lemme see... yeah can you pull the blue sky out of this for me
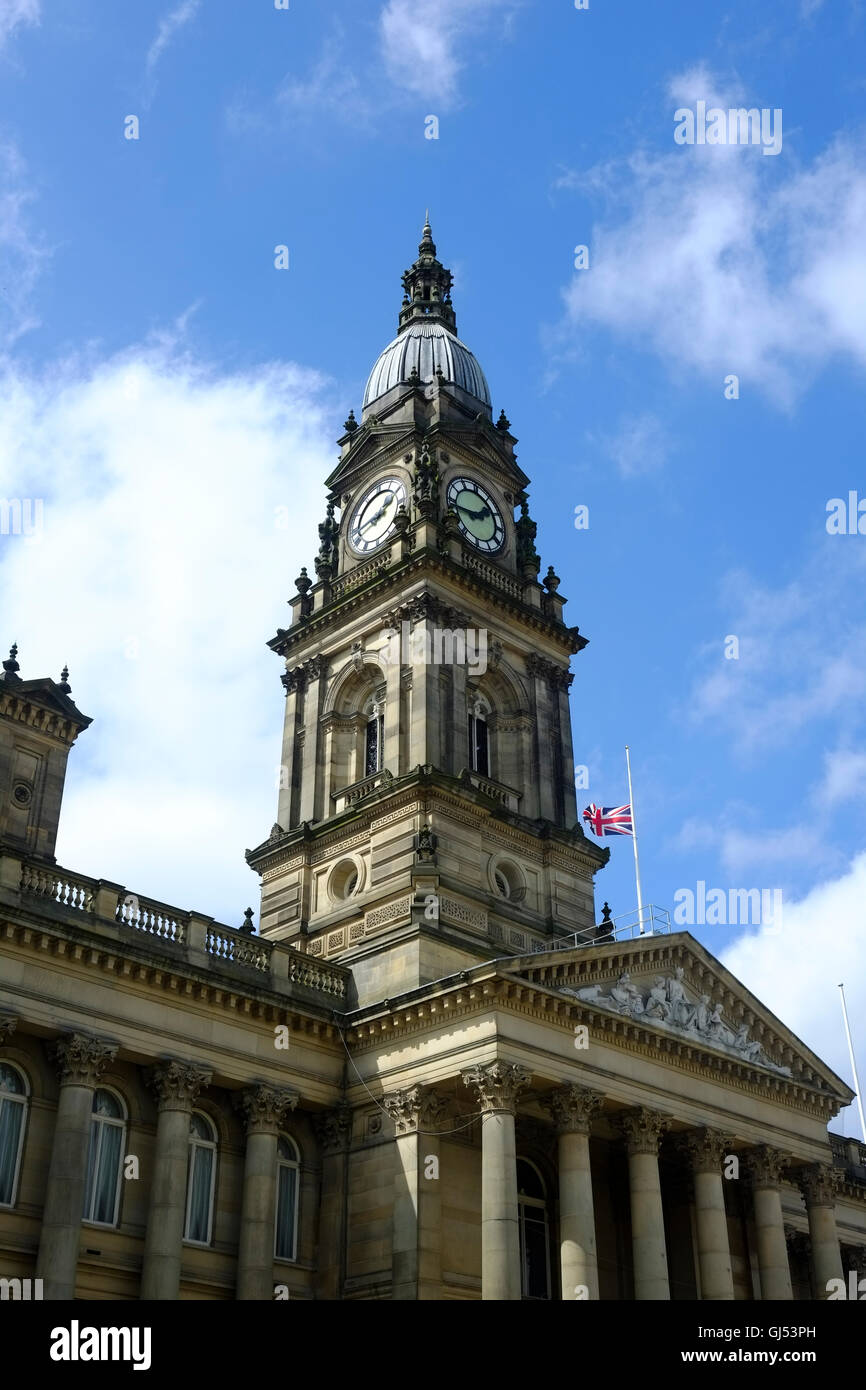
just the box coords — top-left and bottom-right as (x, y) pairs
(1, 0), (865, 1123)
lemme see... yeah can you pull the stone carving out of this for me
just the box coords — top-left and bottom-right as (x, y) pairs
(561, 968), (790, 1075)
(679, 1127), (733, 1173)
(382, 1085), (446, 1135)
(315, 1102), (352, 1154)
(415, 823), (438, 862)
(50, 1034), (118, 1087)
(0, 1014), (17, 1042)
(543, 1083), (603, 1135)
(616, 1106), (669, 1155)
(237, 1084), (299, 1134)
(147, 1060), (212, 1111)
(797, 1163), (839, 1208)
(462, 1060), (531, 1114)
(745, 1144), (789, 1188)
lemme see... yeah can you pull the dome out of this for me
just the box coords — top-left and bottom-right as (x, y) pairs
(363, 319), (491, 411)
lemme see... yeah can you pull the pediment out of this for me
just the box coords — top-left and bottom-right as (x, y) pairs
(509, 932), (854, 1101)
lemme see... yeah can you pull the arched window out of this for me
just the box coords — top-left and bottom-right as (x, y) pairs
(468, 698), (490, 776)
(365, 700), (384, 776)
(0, 1062), (28, 1208)
(83, 1088), (126, 1226)
(274, 1134), (300, 1262)
(517, 1158), (551, 1300)
(184, 1111), (217, 1245)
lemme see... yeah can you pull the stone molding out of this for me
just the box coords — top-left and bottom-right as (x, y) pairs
(236, 1084), (299, 1135)
(615, 1105), (669, 1155)
(543, 1083), (603, 1135)
(147, 1059), (212, 1112)
(462, 1060), (531, 1115)
(382, 1085), (446, 1135)
(49, 1033), (118, 1088)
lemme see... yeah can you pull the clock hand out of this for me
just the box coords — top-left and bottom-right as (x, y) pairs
(457, 502), (492, 521)
(360, 498), (393, 530)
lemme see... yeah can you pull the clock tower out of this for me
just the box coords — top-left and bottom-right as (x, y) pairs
(247, 219), (607, 1006)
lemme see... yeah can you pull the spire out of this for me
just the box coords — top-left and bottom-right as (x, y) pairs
(2, 643), (20, 682)
(399, 215), (457, 336)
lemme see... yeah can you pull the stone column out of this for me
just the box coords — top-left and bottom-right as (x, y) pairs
(383, 1085), (446, 1300)
(746, 1146), (793, 1300)
(235, 1085), (299, 1300)
(544, 1084), (602, 1300)
(617, 1107), (671, 1300)
(314, 1103), (352, 1301)
(36, 1034), (118, 1299)
(462, 1061), (531, 1301)
(798, 1165), (843, 1298)
(682, 1129), (735, 1300)
(140, 1061), (211, 1300)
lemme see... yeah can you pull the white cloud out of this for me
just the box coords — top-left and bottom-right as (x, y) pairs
(0, 0), (39, 52)
(380, 0), (517, 106)
(146, 0), (200, 76)
(0, 336), (337, 923)
(819, 748), (866, 806)
(587, 411), (670, 478)
(0, 141), (47, 345)
(559, 70), (866, 404)
(723, 854), (866, 1136)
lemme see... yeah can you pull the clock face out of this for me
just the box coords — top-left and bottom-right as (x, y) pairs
(446, 477), (505, 553)
(349, 477), (407, 554)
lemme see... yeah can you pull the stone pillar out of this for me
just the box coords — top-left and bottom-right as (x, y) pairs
(462, 1061), (531, 1301)
(235, 1085), (299, 1301)
(314, 1103), (352, 1301)
(746, 1146), (793, 1300)
(299, 655), (325, 823)
(36, 1034), (118, 1299)
(798, 1165), (843, 1298)
(544, 1084), (602, 1300)
(682, 1129), (735, 1300)
(140, 1061), (211, 1300)
(617, 1107), (671, 1300)
(383, 1085), (445, 1300)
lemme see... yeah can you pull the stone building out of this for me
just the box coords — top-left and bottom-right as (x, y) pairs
(1, 221), (864, 1302)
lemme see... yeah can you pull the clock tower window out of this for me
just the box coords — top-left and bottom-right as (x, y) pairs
(468, 697), (490, 777)
(365, 701), (384, 776)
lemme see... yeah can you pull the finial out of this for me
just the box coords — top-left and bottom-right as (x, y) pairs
(3, 643), (20, 678)
(419, 214), (436, 256)
(344, 409), (358, 435)
(496, 409), (511, 431)
(294, 567), (312, 595)
(240, 907), (255, 935)
(58, 665), (71, 693)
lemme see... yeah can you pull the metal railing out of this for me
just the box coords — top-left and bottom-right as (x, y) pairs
(551, 903), (672, 951)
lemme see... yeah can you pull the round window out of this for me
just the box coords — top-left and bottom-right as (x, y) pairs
(329, 859), (361, 902)
(12, 781), (32, 809)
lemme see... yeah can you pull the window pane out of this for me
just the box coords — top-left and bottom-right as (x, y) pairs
(0, 1099), (24, 1205)
(277, 1135), (298, 1163)
(474, 718), (489, 775)
(365, 717), (379, 776)
(186, 1144), (214, 1243)
(275, 1162), (297, 1260)
(0, 1064), (25, 1096)
(190, 1112), (214, 1141)
(522, 1212), (549, 1299)
(92, 1122), (123, 1224)
(93, 1089), (122, 1119)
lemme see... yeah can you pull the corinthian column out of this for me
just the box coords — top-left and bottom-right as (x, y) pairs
(235, 1085), (299, 1300)
(797, 1165), (843, 1298)
(36, 1034), (118, 1299)
(616, 1107), (671, 1300)
(746, 1146), (793, 1300)
(383, 1085), (446, 1300)
(140, 1060), (211, 1300)
(681, 1129), (735, 1300)
(462, 1061), (531, 1301)
(543, 1084), (602, 1300)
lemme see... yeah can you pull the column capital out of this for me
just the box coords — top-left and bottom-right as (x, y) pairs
(49, 1033), (118, 1087)
(0, 1012), (18, 1043)
(236, 1084), (299, 1135)
(744, 1144), (790, 1189)
(314, 1102), (352, 1154)
(462, 1061), (531, 1115)
(796, 1163), (840, 1209)
(147, 1059), (212, 1112)
(615, 1106), (669, 1155)
(383, 1085), (446, 1135)
(679, 1127), (734, 1173)
(543, 1083), (603, 1135)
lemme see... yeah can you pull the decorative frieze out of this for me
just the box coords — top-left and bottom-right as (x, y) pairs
(365, 896), (414, 931)
(147, 1060), (212, 1112)
(237, 1084), (299, 1135)
(462, 1061), (531, 1115)
(543, 1083), (603, 1135)
(440, 897), (487, 932)
(49, 1034), (118, 1088)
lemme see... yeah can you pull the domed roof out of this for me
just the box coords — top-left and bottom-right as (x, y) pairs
(363, 319), (491, 410)
(361, 216), (491, 414)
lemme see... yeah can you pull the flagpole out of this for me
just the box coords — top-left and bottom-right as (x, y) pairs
(839, 983), (866, 1141)
(625, 744), (645, 934)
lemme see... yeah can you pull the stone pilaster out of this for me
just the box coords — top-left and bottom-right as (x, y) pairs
(543, 1084), (603, 1300)
(140, 1061), (212, 1300)
(36, 1034), (118, 1299)
(797, 1164), (843, 1299)
(235, 1085), (299, 1301)
(616, 1107), (671, 1301)
(463, 1062), (531, 1301)
(745, 1145), (793, 1300)
(383, 1085), (446, 1300)
(314, 1103), (352, 1301)
(681, 1128), (735, 1301)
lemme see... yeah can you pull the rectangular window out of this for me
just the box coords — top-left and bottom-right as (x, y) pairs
(83, 1121), (124, 1224)
(274, 1163), (298, 1261)
(0, 1099), (24, 1206)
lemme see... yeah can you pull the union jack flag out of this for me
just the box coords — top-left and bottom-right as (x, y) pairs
(582, 803), (633, 837)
